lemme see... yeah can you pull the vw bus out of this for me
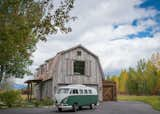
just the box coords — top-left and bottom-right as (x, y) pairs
(55, 84), (98, 112)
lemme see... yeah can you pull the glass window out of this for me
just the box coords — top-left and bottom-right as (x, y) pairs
(74, 61), (85, 75)
(88, 90), (92, 94)
(84, 89), (88, 94)
(70, 89), (79, 94)
(77, 51), (81, 56)
(79, 89), (83, 94)
(57, 88), (69, 94)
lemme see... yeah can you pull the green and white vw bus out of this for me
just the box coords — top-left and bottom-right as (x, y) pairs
(55, 84), (98, 112)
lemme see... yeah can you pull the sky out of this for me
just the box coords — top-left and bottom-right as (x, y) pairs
(15, 0), (160, 84)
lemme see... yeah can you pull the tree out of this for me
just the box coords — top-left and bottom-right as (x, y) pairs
(136, 59), (147, 95)
(119, 69), (128, 94)
(0, 78), (14, 90)
(151, 52), (160, 70)
(0, 0), (75, 83)
(126, 59), (160, 95)
(111, 75), (119, 92)
(126, 67), (138, 95)
(106, 73), (111, 81)
(111, 54), (160, 95)
(145, 61), (159, 95)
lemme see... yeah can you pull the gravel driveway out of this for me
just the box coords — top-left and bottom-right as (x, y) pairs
(0, 101), (159, 114)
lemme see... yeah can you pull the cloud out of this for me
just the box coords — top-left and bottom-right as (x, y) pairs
(31, 0), (160, 73)
(95, 34), (160, 73)
(16, 0), (160, 84)
(14, 76), (33, 85)
(76, 0), (157, 26)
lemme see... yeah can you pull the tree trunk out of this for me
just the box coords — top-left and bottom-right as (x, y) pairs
(0, 65), (4, 84)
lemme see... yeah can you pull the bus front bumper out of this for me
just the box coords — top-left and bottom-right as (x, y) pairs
(56, 104), (72, 109)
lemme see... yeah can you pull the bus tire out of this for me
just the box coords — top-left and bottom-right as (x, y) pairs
(79, 106), (82, 110)
(90, 104), (95, 109)
(58, 108), (62, 112)
(72, 103), (78, 112)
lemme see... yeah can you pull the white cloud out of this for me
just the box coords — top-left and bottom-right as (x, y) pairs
(95, 35), (160, 73)
(17, 0), (160, 84)
(77, 0), (157, 26)
(14, 76), (33, 85)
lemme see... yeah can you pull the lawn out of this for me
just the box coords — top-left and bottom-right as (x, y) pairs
(118, 95), (160, 111)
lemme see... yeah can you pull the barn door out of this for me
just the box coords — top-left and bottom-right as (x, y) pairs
(103, 86), (113, 101)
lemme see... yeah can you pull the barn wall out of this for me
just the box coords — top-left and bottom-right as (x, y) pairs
(33, 46), (103, 101)
(56, 47), (103, 101)
(41, 79), (52, 99)
(34, 84), (41, 100)
(57, 48), (101, 84)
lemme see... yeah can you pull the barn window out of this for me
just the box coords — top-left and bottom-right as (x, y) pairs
(74, 61), (85, 75)
(77, 51), (81, 56)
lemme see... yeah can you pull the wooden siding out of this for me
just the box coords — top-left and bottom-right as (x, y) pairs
(41, 79), (52, 99)
(34, 84), (41, 100)
(56, 47), (103, 101)
(34, 45), (103, 101)
(57, 48), (101, 84)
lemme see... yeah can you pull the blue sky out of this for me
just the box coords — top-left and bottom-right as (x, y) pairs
(128, 0), (160, 38)
(16, 0), (160, 84)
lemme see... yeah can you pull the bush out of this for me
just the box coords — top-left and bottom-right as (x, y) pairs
(31, 99), (41, 107)
(29, 97), (54, 107)
(42, 97), (54, 106)
(0, 90), (22, 107)
(33, 97), (54, 107)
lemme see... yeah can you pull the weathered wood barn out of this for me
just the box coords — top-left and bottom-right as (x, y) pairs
(27, 45), (104, 101)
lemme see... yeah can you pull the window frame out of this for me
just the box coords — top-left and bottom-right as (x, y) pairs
(77, 51), (82, 56)
(73, 60), (85, 75)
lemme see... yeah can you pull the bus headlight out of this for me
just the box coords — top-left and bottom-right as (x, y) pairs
(61, 97), (68, 103)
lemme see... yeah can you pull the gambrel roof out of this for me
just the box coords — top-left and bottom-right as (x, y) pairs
(35, 45), (105, 80)
(59, 44), (98, 59)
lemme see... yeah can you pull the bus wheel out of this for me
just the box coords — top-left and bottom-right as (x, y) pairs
(79, 106), (82, 110)
(90, 104), (95, 109)
(58, 108), (62, 112)
(72, 103), (78, 112)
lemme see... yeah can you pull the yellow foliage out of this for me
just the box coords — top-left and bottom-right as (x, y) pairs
(119, 70), (128, 93)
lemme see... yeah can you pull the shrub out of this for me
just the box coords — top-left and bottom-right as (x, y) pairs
(0, 90), (22, 107)
(42, 97), (54, 106)
(31, 99), (41, 107)
(30, 97), (53, 107)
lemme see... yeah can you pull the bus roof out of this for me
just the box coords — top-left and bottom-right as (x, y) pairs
(59, 84), (95, 90)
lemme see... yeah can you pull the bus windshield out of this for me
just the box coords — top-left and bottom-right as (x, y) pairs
(57, 88), (70, 94)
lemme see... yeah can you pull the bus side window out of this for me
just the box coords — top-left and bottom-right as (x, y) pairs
(84, 89), (88, 94)
(88, 90), (92, 94)
(71, 89), (78, 94)
(79, 89), (83, 94)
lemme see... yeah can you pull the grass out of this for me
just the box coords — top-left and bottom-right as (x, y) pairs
(0, 94), (54, 109)
(21, 94), (28, 100)
(118, 95), (160, 111)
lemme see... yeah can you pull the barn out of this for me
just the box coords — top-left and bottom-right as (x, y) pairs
(26, 45), (104, 101)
